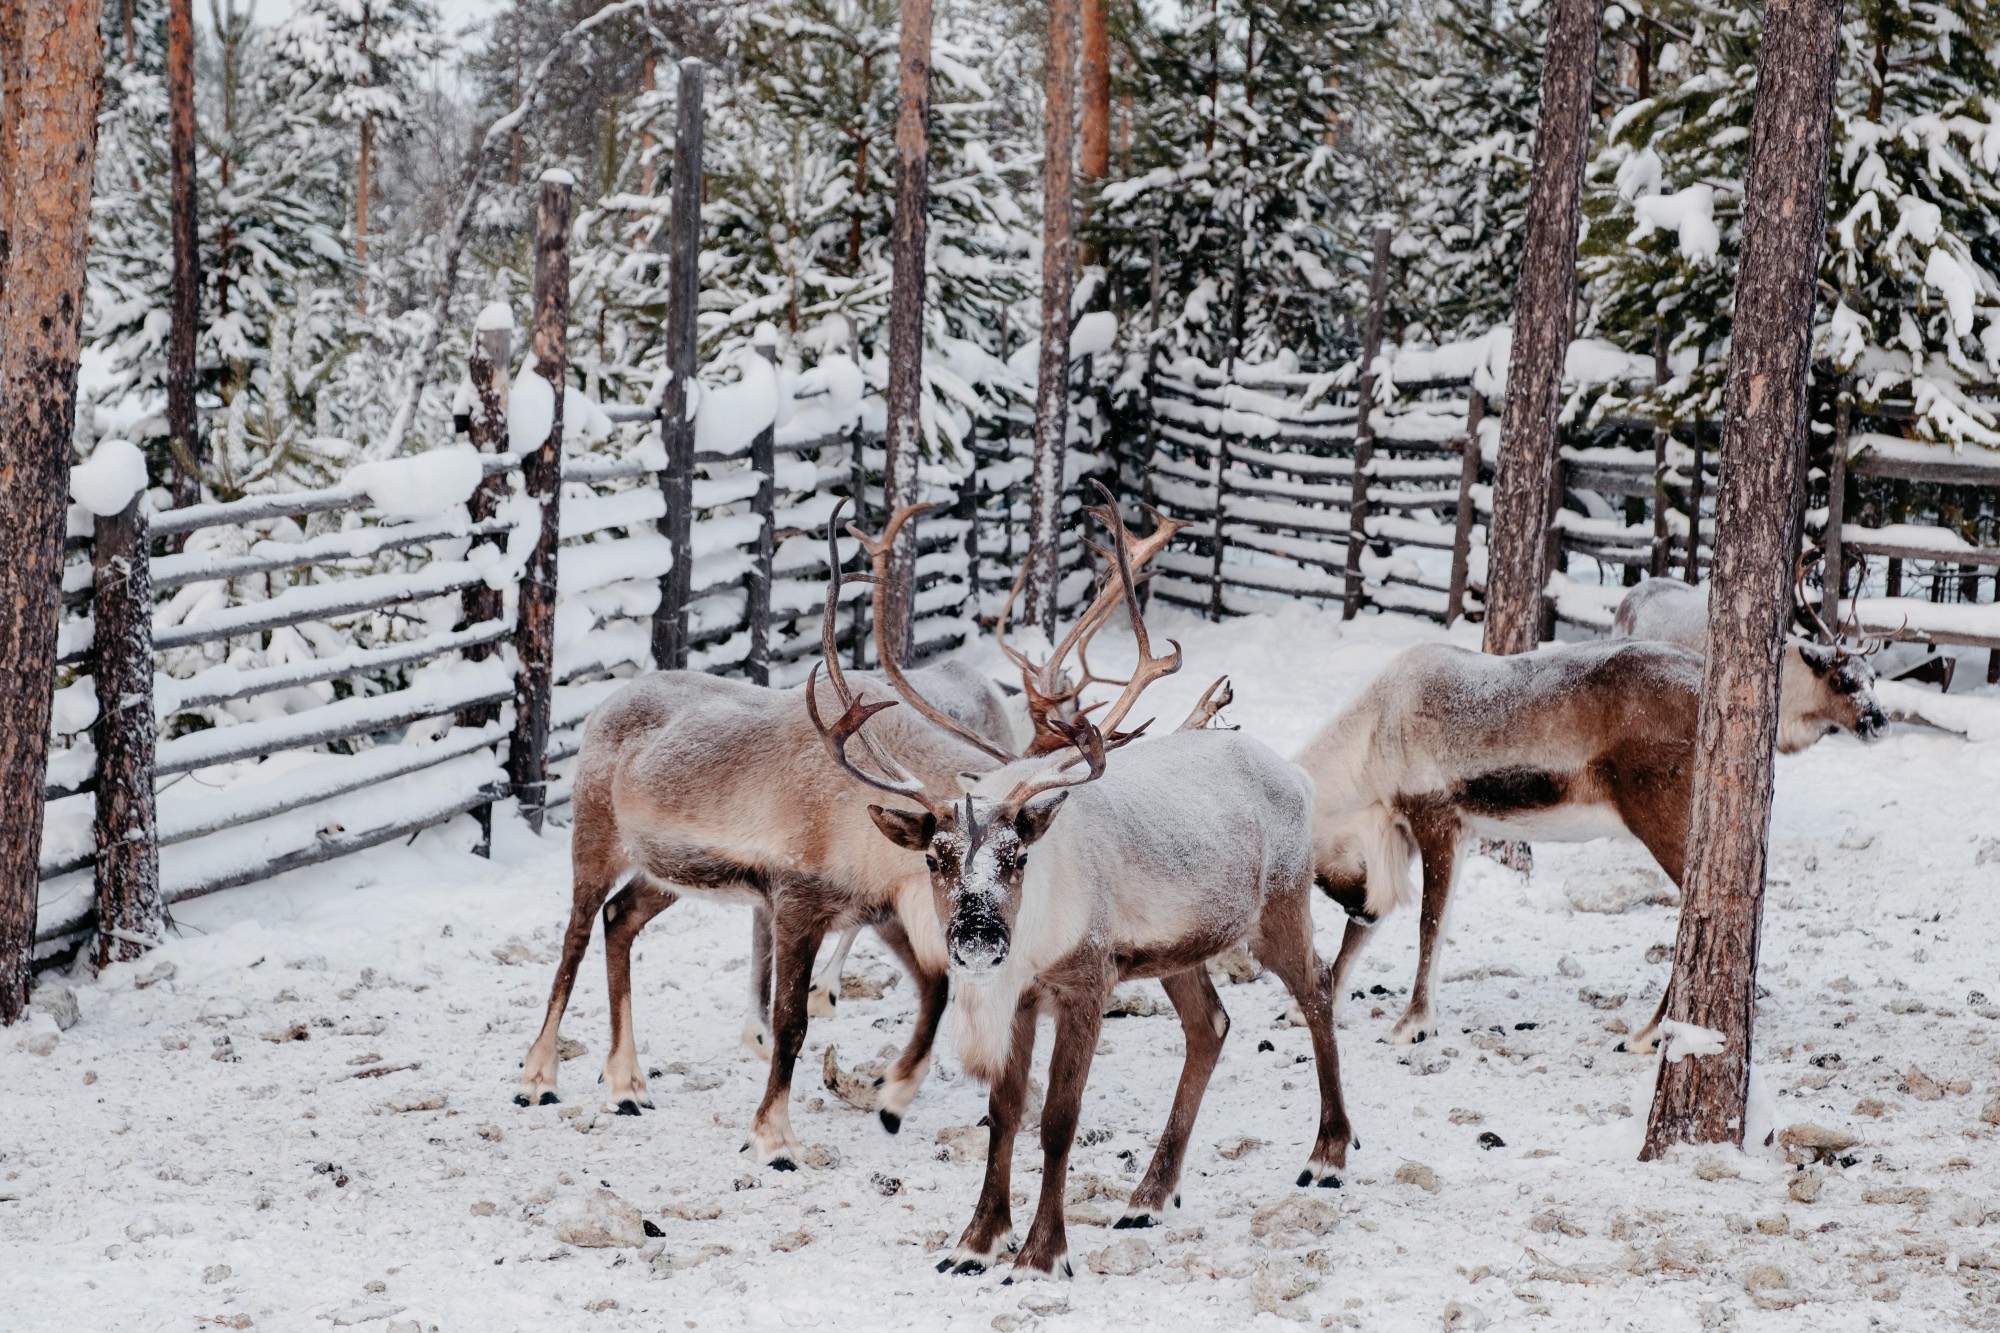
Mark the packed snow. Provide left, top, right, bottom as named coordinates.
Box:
left=68, top=439, right=151, bottom=519
left=9, top=604, right=2000, bottom=1329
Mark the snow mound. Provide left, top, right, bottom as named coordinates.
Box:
left=348, top=447, right=484, bottom=517
left=70, top=439, right=150, bottom=518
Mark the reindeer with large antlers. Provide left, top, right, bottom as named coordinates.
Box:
left=518, top=501, right=1189, bottom=1161
left=1301, top=556, right=1886, bottom=1054
left=811, top=497, right=1348, bottom=1281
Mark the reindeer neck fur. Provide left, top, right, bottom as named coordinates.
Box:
left=946, top=730, right=1315, bottom=1081
left=1296, top=640, right=1704, bottom=917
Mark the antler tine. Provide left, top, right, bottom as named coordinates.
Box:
left=1176, top=675, right=1235, bottom=732
left=997, top=716, right=1109, bottom=814
left=1028, top=486, right=1182, bottom=698
left=852, top=502, right=1018, bottom=763
left=1793, top=549, right=1842, bottom=647
left=992, top=559, right=1038, bottom=672
left=1086, top=495, right=1183, bottom=740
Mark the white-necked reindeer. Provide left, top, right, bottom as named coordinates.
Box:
left=1612, top=566, right=1887, bottom=754
left=518, top=503, right=1185, bottom=1161
left=811, top=501, right=1349, bottom=1281
left=1301, top=568, right=1886, bottom=1054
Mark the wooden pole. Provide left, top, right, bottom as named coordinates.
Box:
left=1342, top=225, right=1392, bottom=620
left=1481, top=0, right=1604, bottom=655
left=1684, top=428, right=1706, bottom=583
left=849, top=429, right=869, bottom=668
left=1080, top=0, right=1110, bottom=181
left=1542, top=447, right=1565, bottom=640
left=747, top=334, right=778, bottom=686
left=91, top=496, right=162, bottom=966
left=1446, top=389, right=1486, bottom=626
left=652, top=59, right=704, bottom=672
left=166, top=0, right=200, bottom=520
left=882, top=0, right=933, bottom=664
left=510, top=173, right=571, bottom=836
left=1138, top=234, right=1163, bottom=612
left=1642, top=0, right=1843, bottom=1157
left=460, top=316, right=511, bottom=856
left=0, top=0, right=105, bottom=1023
left=1024, top=0, right=1080, bottom=638
left=1821, top=389, right=1848, bottom=629
left=1650, top=320, right=1672, bottom=579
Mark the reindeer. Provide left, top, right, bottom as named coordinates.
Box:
left=1612, top=563, right=1887, bottom=755
left=810, top=500, right=1348, bottom=1281
left=1302, top=571, right=1888, bottom=1054
left=517, top=502, right=1186, bottom=1163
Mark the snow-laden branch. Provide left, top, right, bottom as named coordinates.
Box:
left=376, top=0, right=663, bottom=460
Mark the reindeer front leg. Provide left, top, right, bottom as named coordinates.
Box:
left=942, top=1003, right=1037, bottom=1275
left=1390, top=814, right=1460, bottom=1045
left=868, top=916, right=950, bottom=1134
left=1008, top=986, right=1107, bottom=1282
left=748, top=891, right=831, bottom=1169
left=600, top=879, right=677, bottom=1113
left=1121, top=966, right=1229, bottom=1225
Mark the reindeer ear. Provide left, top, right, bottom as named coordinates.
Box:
left=1796, top=643, right=1836, bottom=674
left=1012, top=791, right=1070, bottom=846
left=868, top=806, right=937, bottom=850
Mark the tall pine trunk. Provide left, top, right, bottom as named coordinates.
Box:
left=0, top=0, right=106, bottom=1023
left=167, top=0, right=200, bottom=516
left=882, top=0, right=933, bottom=664
left=1080, top=0, right=1109, bottom=180
left=1642, top=0, right=1843, bottom=1157
left=1481, top=0, right=1603, bottom=656
left=1025, top=0, right=1080, bottom=638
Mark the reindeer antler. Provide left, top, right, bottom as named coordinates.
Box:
left=844, top=503, right=1019, bottom=763
left=1077, top=485, right=1183, bottom=741
left=994, top=715, right=1109, bottom=815
left=1177, top=676, right=1235, bottom=732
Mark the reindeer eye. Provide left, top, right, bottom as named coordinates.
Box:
left=1015, top=853, right=1028, bottom=872
left=924, top=856, right=938, bottom=872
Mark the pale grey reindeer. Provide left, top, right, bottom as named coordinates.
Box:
left=518, top=501, right=1187, bottom=1162
left=1300, top=565, right=1887, bottom=1055
left=1612, top=562, right=1887, bottom=754
left=810, top=500, right=1348, bottom=1282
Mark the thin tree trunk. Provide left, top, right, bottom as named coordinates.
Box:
left=167, top=0, right=200, bottom=516
left=91, top=496, right=161, bottom=967
left=357, top=115, right=373, bottom=312
left=0, top=0, right=105, bottom=1023
left=1080, top=0, right=1109, bottom=180
left=1025, top=0, right=1080, bottom=638
left=882, top=0, right=933, bottom=664
left=1481, top=0, right=1604, bottom=657
left=1642, top=0, right=1843, bottom=1158
left=651, top=59, right=704, bottom=671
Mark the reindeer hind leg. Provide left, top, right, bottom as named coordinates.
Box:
left=742, top=906, right=776, bottom=1059
left=517, top=802, right=627, bottom=1107
left=866, top=916, right=948, bottom=1135
left=808, top=924, right=860, bottom=1019
left=1119, top=967, right=1229, bottom=1226
left=1252, top=888, right=1351, bottom=1189
left=600, top=877, right=677, bottom=1113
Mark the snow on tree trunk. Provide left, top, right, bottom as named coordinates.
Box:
left=0, top=0, right=104, bottom=1024
left=510, top=175, right=570, bottom=837
left=1480, top=0, right=1602, bottom=657
left=166, top=0, right=199, bottom=519
left=91, top=495, right=162, bottom=969
left=1641, top=0, right=1842, bottom=1158
left=882, top=0, right=933, bottom=665
left=1025, top=0, right=1080, bottom=639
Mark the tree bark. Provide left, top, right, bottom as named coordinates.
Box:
left=1342, top=225, right=1392, bottom=620
left=167, top=0, right=200, bottom=517
left=510, top=175, right=570, bottom=837
left=92, top=497, right=162, bottom=968
left=1642, top=0, right=1843, bottom=1158
left=1024, top=0, right=1080, bottom=638
left=0, top=0, right=105, bottom=1023
left=882, top=0, right=933, bottom=664
left=651, top=58, right=704, bottom=671
left=1080, top=0, right=1110, bottom=180
left=1481, top=0, right=1603, bottom=657
left=356, top=115, right=373, bottom=311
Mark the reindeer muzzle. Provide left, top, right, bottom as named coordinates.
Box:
left=947, top=923, right=1009, bottom=981
left=1856, top=701, right=1888, bottom=740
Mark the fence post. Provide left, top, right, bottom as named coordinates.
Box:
left=1342, top=224, right=1392, bottom=621
left=747, top=333, right=777, bottom=686
left=1683, top=424, right=1706, bottom=584
left=1541, top=444, right=1565, bottom=641
left=1649, top=320, right=1672, bottom=578
left=849, top=429, right=869, bottom=668
left=652, top=58, right=705, bottom=672
left=1821, top=388, right=1849, bottom=631
left=1446, top=388, right=1485, bottom=627
left=510, top=172, right=571, bottom=836
left=1207, top=427, right=1231, bottom=622
left=1137, top=233, right=1163, bottom=612
left=460, top=316, right=511, bottom=856
left=91, top=497, right=162, bottom=966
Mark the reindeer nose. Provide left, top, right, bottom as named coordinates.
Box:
left=949, top=935, right=1008, bottom=976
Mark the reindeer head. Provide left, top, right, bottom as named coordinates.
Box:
left=1787, top=555, right=1890, bottom=751
left=807, top=493, right=1190, bottom=982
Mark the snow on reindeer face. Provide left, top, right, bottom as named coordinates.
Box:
left=867, top=792, right=1070, bottom=984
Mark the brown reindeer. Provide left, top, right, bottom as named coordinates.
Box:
left=811, top=500, right=1348, bottom=1281
left=517, top=502, right=1186, bottom=1161
left=1301, top=574, right=1887, bottom=1054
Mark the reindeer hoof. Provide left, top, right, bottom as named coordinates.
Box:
left=1299, top=1161, right=1344, bottom=1189
left=513, top=1093, right=530, bottom=1107
left=879, top=1109, right=902, bottom=1135
left=614, top=1099, right=643, bottom=1117
left=807, top=986, right=838, bottom=1019
left=950, top=1260, right=986, bottom=1277
left=1113, top=1213, right=1155, bottom=1230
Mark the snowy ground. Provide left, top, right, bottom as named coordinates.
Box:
left=9, top=603, right=2000, bottom=1331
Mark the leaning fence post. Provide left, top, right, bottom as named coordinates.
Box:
left=460, top=313, right=511, bottom=855
left=652, top=58, right=705, bottom=672
left=91, top=495, right=162, bottom=967
left=1342, top=224, right=1392, bottom=621
left=1445, top=388, right=1486, bottom=626
left=747, top=332, right=778, bottom=686
left=510, top=172, right=571, bottom=836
